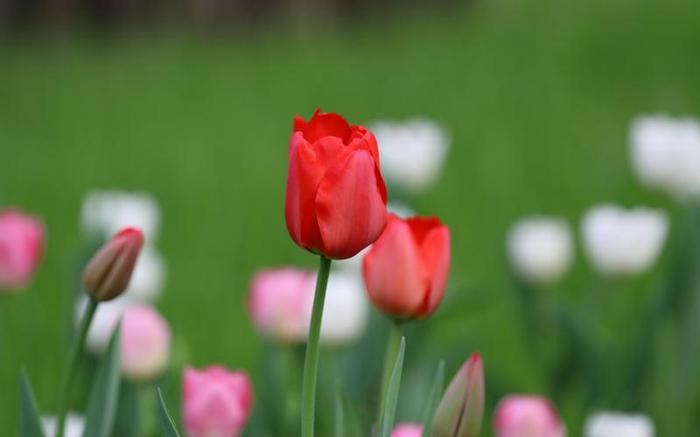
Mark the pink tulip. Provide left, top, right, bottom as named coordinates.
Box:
left=183, top=366, right=254, bottom=437
left=494, top=395, right=566, bottom=437
left=0, top=209, right=44, bottom=291
left=247, top=267, right=315, bottom=343
left=82, top=227, right=144, bottom=301
left=392, top=423, right=423, bottom=437
left=120, top=304, right=170, bottom=382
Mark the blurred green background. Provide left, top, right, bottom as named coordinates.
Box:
left=2, top=0, right=700, bottom=434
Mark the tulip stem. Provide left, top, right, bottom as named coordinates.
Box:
left=301, top=255, right=332, bottom=437
left=56, top=296, right=99, bottom=437
left=377, top=320, right=403, bottom=425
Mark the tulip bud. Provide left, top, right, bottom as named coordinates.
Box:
left=183, top=366, right=254, bottom=437
left=581, top=205, right=668, bottom=276
left=82, top=227, right=144, bottom=301
left=363, top=214, right=451, bottom=319
left=493, top=395, right=566, bottom=437
left=0, top=209, right=44, bottom=291
left=432, top=353, right=484, bottom=437
left=584, top=412, right=654, bottom=437
left=120, top=304, right=171, bottom=382
left=391, top=423, right=423, bottom=437
left=285, top=109, right=388, bottom=260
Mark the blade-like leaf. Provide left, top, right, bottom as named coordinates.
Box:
left=335, top=381, right=362, bottom=437
left=20, top=370, right=46, bottom=437
left=82, top=322, right=122, bottom=437
left=156, top=388, right=181, bottom=437
left=421, top=360, right=446, bottom=437
left=378, top=337, right=406, bottom=437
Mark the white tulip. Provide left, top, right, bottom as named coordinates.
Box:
left=630, top=115, right=700, bottom=199
left=584, top=412, right=654, bottom=437
left=371, top=119, right=449, bottom=193
left=507, top=217, right=574, bottom=284
left=316, top=270, right=368, bottom=346
left=581, top=205, right=668, bottom=276
left=125, top=246, right=166, bottom=302
left=42, top=412, right=85, bottom=437
left=81, top=189, right=161, bottom=241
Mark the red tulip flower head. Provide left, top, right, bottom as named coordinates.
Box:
left=362, top=214, right=451, bottom=319
left=285, top=109, right=388, bottom=260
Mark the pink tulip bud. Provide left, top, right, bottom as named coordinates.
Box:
left=392, top=423, right=423, bottom=437
left=247, top=267, right=315, bottom=343
left=183, top=366, right=254, bottom=437
left=82, top=227, right=144, bottom=301
left=120, top=304, right=170, bottom=382
left=432, top=353, right=485, bottom=437
left=493, top=395, right=566, bottom=437
left=0, top=209, right=44, bottom=291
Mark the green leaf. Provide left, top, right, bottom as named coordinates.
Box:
left=378, top=336, right=406, bottom=437
left=19, top=369, right=46, bottom=437
left=335, top=381, right=362, bottom=437
left=156, top=388, right=181, bottom=437
left=421, top=360, right=446, bottom=437
left=82, top=322, right=122, bottom=437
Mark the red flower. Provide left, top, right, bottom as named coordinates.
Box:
left=362, top=214, right=450, bottom=319
left=285, top=109, right=388, bottom=260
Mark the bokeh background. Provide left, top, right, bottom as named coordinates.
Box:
left=2, top=0, right=700, bottom=434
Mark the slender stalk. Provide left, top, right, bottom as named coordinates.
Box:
left=56, top=297, right=99, bottom=437
left=301, top=255, right=332, bottom=437
left=377, top=320, right=403, bottom=425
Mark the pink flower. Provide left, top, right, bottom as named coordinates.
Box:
left=183, top=366, right=254, bottom=437
left=120, top=304, right=171, bottom=382
left=392, top=423, right=423, bottom=437
left=0, top=209, right=44, bottom=291
left=247, top=267, right=315, bottom=343
left=494, top=395, right=566, bottom=437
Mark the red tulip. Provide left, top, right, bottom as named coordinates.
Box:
left=82, top=227, right=144, bottom=301
left=285, top=109, right=388, bottom=260
left=362, top=214, right=450, bottom=319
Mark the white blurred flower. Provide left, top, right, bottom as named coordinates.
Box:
left=76, top=296, right=134, bottom=354
left=388, top=201, right=416, bottom=219
left=42, top=412, right=85, bottom=437
left=125, top=246, right=166, bottom=302
left=371, top=119, right=449, bottom=193
left=317, top=269, right=368, bottom=346
left=584, top=412, right=654, bottom=437
left=507, top=217, right=574, bottom=284
left=581, top=205, right=668, bottom=276
left=630, top=115, right=700, bottom=199
left=81, top=190, right=161, bottom=242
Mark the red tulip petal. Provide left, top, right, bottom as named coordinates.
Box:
left=297, top=110, right=352, bottom=144
left=418, top=225, right=451, bottom=315
left=362, top=217, right=428, bottom=316
left=285, top=134, right=345, bottom=252
left=315, top=149, right=387, bottom=259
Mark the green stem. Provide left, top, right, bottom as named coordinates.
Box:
left=301, top=255, right=332, bottom=437
left=56, top=297, right=99, bottom=437
left=377, top=320, right=403, bottom=425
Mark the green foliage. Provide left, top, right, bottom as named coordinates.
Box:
left=378, top=337, right=406, bottom=437
left=156, top=388, right=181, bottom=437
left=19, top=370, right=45, bottom=437
left=82, top=324, right=122, bottom=437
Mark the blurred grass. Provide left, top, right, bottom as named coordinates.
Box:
left=1, top=0, right=700, bottom=434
